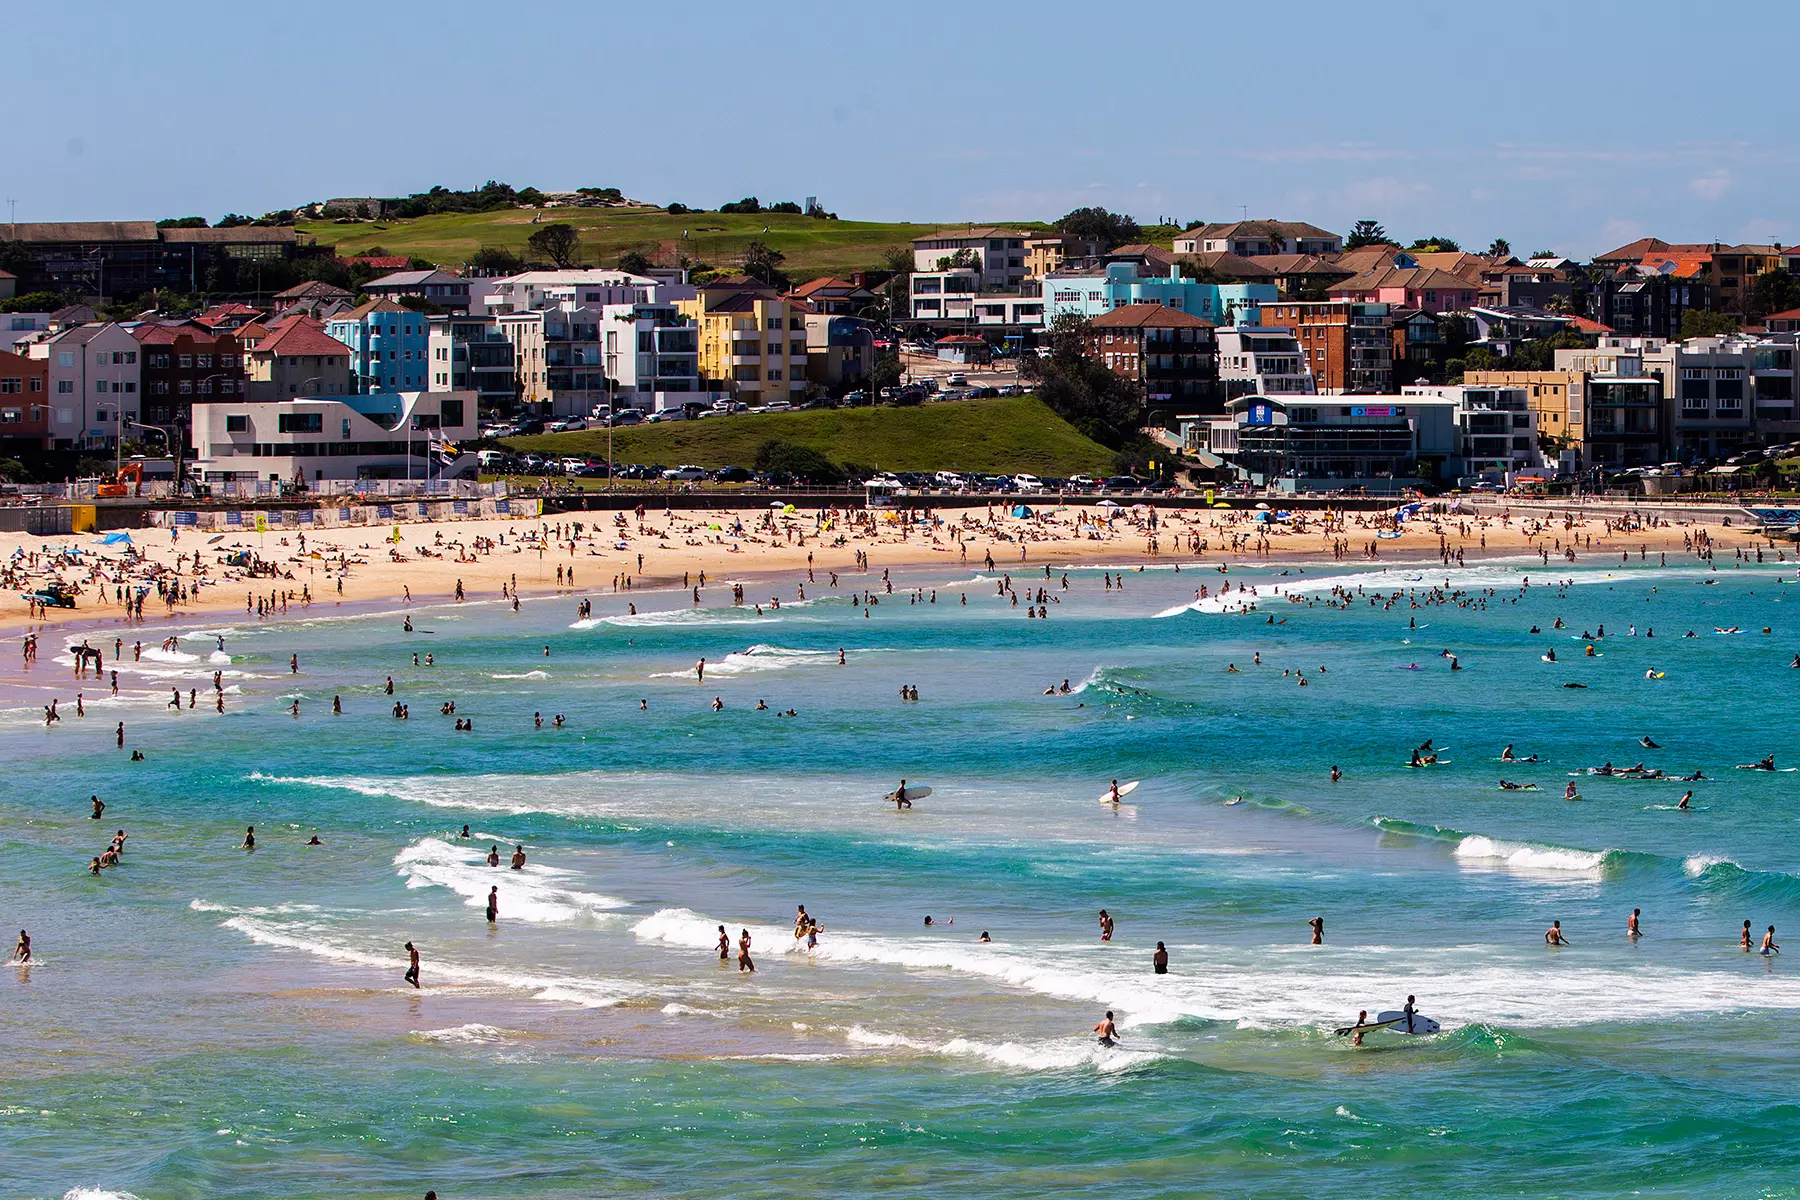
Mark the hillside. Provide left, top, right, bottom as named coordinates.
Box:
left=299, top=209, right=1049, bottom=283
left=502, top=396, right=1114, bottom=475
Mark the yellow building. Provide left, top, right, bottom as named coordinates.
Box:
left=1023, top=235, right=1102, bottom=278
left=678, top=281, right=808, bottom=406
left=1465, top=369, right=1584, bottom=450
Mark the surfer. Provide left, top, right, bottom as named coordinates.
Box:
left=1309, top=916, right=1324, bottom=945
left=486, top=887, right=498, bottom=923
left=1501, top=743, right=1516, bottom=762
left=1564, top=781, right=1579, bottom=800
left=1093, top=1011, right=1120, bottom=1047
left=891, top=779, right=912, bottom=809
left=1402, top=995, right=1418, bottom=1034
left=1153, top=942, right=1169, bottom=974
left=1107, top=779, right=1122, bottom=804
left=1640, top=736, right=1660, bottom=749
left=1352, top=1009, right=1370, bottom=1046
left=1678, top=790, right=1693, bottom=810
left=1627, top=908, right=1641, bottom=938
left=795, top=905, right=811, bottom=939
left=1545, top=920, right=1570, bottom=946
left=404, top=942, right=420, bottom=988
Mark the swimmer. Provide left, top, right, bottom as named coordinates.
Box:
left=978, top=931, right=992, bottom=943
left=1743, top=920, right=1755, bottom=951
left=1545, top=920, right=1570, bottom=946
left=1093, top=1010, right=1120, bottom=1047
left=737, top=928, right=755, bottom=972
left=510, top=845, right=527, bottom=870
left=307, top=832, right=322, bottom=845
left=458, top=825, right=471, bottom=839
left=1678, top=790, right=1692, bottom=810
left=1329, top=765, right=1341, bottom=783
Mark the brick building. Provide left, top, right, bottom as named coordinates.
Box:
left=1260, top=300, right=1393, bottom=394
left=130, top=322, right=249, bottom=431
left=0, top=348, right=50, bottom=448
left=1082, top=304, right=1218, bottom=413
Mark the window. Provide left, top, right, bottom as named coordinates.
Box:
left=179, top=381, right=193, bottom=395
left=225, top=415, right=248, bottom=432
left=97, top=380, right=110, bottom=394
left=278, top=412, right=323, bottom=433
left=0, top=378, right=17, bottom=394
left=197, top=355, right=212, bottom=369
left=768, top=343, right=782, bottom=357
left=58, top=380, right=74, bottom=394
left=59, top=352, right=74, bottom=367
left=440, top=400, right=464, bottom=427
left=178, top=355, right=194, bottom=368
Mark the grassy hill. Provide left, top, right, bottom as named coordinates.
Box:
left=502, top=396, right=1114, bottom=475
left=299, top=209, right=1049, bottom=283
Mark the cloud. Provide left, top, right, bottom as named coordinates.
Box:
left=1688, top=169, right=1732, bottom=200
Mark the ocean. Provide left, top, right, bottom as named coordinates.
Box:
left=7, top=555, right=1800, bottom=1199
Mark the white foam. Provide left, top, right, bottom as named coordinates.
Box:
left=1453, top=835, right=1609, bottom=873
left=394, top=837, right=627, bottom=923
left=1684, top=853, right=1735, bottom=877
left=410, top=1023, right=517, bottom=1045
left=843, top=1024, right=1163, bottom=1073
left=489, top=670, right=549, bottom=680
left=568, top=618, right=602, bottom=630
left=651, top=643, right=841, bottom=679
left=62, top=1190, right=143, bottom=1200
left=601, top=608, right=778, bottom=628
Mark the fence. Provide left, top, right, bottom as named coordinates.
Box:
left=20, top=478, right=505, bottom=503
left=145, top=496, right=542, bottom=532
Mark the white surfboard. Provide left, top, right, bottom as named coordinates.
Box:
left=1375, top=1010, right=1440, bottom=1035
left=1098, top=780, right=1141, bottom=804
left=885, top=786, right=932, bottom=803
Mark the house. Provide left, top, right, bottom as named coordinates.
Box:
left=244, top=316, right=353, bottom=402
left=190, top=389, right=479, bottom=484
left=1465, top=306, right=1578, bottom=355
left=1173, top=221, right=1342, bottom=258
left=25, top=323, right=143, bottom=448
left=344, top=255, right=410, bottom=272
left=193, top=303, right=266, bottom=332
left=1591, top=239, right=1782, bottom=315
left=804, top=313, right=877, bottom=390
left=1474, top=262, right=1572, bottom=310
left=271, top=280, right=354, bottom=321
left=1104, top=244, right=1183, bottom=278
left=676, top=282, right=809, bottom=406
left=1081, top=304, right=1219, bottom=410
left=326, top=300, right=432, bottom=393
left=1243, top=254, right=1355, bottom=298
left=361, top=269, right=475, bottom=313
left=786, top=277, right=875, bottom=316
left=128, top=322, right=248, bottom=432
left=483, top=269, right=690, bottom=314
left=1216, top=326, right=1316, bottom=398
left=910, top=228, right=1031, bottom=290
left=1044, top=261, right=1276, bottom=327
left=1328, top=261, right=1477, bottom=313
left=1259, top=300, right=1393, bottom=394
left=427, top=315, right=518, bottom=411
left=0, top=348, right=50, bottom=448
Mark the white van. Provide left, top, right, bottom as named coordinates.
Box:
left=1012, top=473, right=1043, bottom=491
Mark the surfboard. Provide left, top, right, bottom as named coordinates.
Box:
left=1334, top=1016, right=1402, bottom=1037
left=885, top=786, right=932, bottom=802
left=1375, top=1010, right=1440, bottom=1035
left=1098, top=780, right=1142, bottom=804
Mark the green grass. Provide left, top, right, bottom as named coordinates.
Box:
left=501, top=396, right=1113, bottom=475
left=299, top=210, right=1049, bottom=282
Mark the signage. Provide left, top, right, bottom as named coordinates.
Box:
left=172, top=511, right=197, bottom=526
left=1245, top=402, right=1274, bottom=427
left=375, top=504, right=394, bottom=519
left=1351, top=405, right=1402, bottom=417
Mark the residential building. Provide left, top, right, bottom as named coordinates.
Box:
left=129, top=322, right=248, bottom=433
left=803, top=314, right=877, bottom=390
left=1173, top=221, right=1342, bottom=257
left=0, top=222, right=298, bottom=298
left=1591, top=239, right=1780, bottom=316
left=326, top=300, right=432, bottom=393
left=1580, top=375, right=1664, bottom=468
left=1081, top=304, right=1219, bottom=411
left=244, top=317, right=352, bottom=402
left=1259, top=300, right=1392, bottom=394
left=271, top=281, right=354, bottom=321
left=1024, top=235, right=1104, bottom=278
left=910, top=228, right=1031, bottom=290
left=0, top=268, right=15, bottom=301
left=1764, top=307, right=1800, bottom=334
left=1597, top=264, right=1708, bottom=338
left=0, top=348, right=50, bottom=448
left=677, top=283, right=809, bottom=406
left=427, top=315, right=518, bottom=411
left=1388, top=308, right=1444, bottom=385
left=1464, top=369, right=1587, bottom=455
left=1465, top=307, right=1578, bottom=355
left=190, top=390, right=478, bottom=484
left=3, top=311, right=61, bottom=354
left=1205, top=393, right=1458, bottom=493
left=344, top=255, right=410, bottom=272
left=1639, top=335, right=1795, bottom=460
left=1107, top=244, right=1182, bottom=277
left=1403, top=384, right=1540, bottom=480
left=361, top=269, right=478, bottom=312
left=25, top=323, right=142, bottom=448
left=497, top=308, right=602, bottom=416
left=907, top=270, right=1044, bottom=328
left=1216, top=326, right=1315, bottom=397
left=482, top=269, right=693, bottom=314
left=1474, top=261, right=1572, bottom=310
left=1044, top=261, right=1276, bottom=326
left=1244, top=254, right=1355, bottom=298
left=786, top=277, right=875, bottom=315
left=1328, top=256, right=1477, bottom=313
left=1171, top=251, right=1275, bottom=286
left=193, top=303, right=265, bottom=332
left=598, top=302, right=702, bottom=407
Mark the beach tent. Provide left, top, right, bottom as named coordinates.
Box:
left=1012, top=505, right=1032, bottom=518
left=95, top=532, right=133, bottom=545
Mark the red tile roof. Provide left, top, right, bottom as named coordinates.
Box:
left=255, top=316, right=350, bottom=358
left=346, top=255, right=409, bottom=270
left=1089, top=303, right=1214, bottom=329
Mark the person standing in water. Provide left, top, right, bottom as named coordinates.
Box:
left=1545, top=920, right=1570, bottom=945
left=1743, top=920, right=1755, bottom=951
left=510, top=845, right=526, bottom=870
left=12, top=929, right=29, bottom=964
left=1351, top=1009, right=1370, bottom=1046
left=1627, top=908, right=1642, bottom=938
left=486, top=887, right=499, bottom=924
left=486, top=845, right=501, bottom=867
left=404, top=942, right=420, bottom=988
left=90, top=795, right=104, bottom=820
left=1093, top=1010, right=1120, bottom=1047
left=1152, top=942, right=1169, bottom=974
left=241, top=825, right=256, bottom=851
left=737, top=928, right=755, bottom=972
left=1762, top=925, right=1781, bottom=955
left=1097, top=909, right=1114, bottom=941
left=1309, top=916, right=1325, bottom=945
left=717, top=925, right=730, bottom=961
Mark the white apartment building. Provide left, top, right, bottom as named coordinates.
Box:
left=598, top=302, right=701, bottom=407
left=25, top=322, right=142, bottom=449
left=191, top=390, right=479, bottom=483
left=1404, top=384, right=1541, bottom=479
left=483, top=270, right=695, bottom=315
left=1216, top=326, right=1316, bottom=397
left=910, top=228, right=1030, bottom=291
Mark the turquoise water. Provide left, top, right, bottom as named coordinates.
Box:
left=7, top=556, right=1800, bottom=1199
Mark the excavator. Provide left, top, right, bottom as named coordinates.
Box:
left=97, top=462, right=145, bottom=499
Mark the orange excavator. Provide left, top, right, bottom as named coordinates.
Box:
left=97, top=462, right=145, bottom=499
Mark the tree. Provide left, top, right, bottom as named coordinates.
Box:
left=719, top=197, right=762, bottom=215
left=1747, top=269, right=1800, bottom=321
left=754, top=439, right=843, bottom=484
left=1529, top=249, right=1557, bottom=261
left=526, top=223, right=583, bottom=269
left=768, top=201, right=802, bottom=215
left=1345, top=220, right=1389, bottom=250
left=879, top=246, right=913, bottom=317
left=741, top=240, right=788, bottom=289
left=469, top=245, right=525, bottom=275
left=869, top=351, right=902, bottom=393
left=1407, top=236, right=1461, bottom=253
left=1681, top=310, right=1739, bottom=338
left=1054, top=206, right=1140, bottom=249
left=1, top=291, right=67, bottom=314
left=1174, top=258, right=1234, bottom=285
left=935, top=248, right=979, bottom=272
left=215, top=213, right=253, bottom=228
left=617, top=250, right=654, bottom=275
left=665, top=202, right=691, bottom=215
left=156, top=216, right=208, bottom=229
left=1486, top=238, right=1512, bottom=259
left=1017, top=313, right=1145, bottom=447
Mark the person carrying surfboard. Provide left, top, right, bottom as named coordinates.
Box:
left=890, top=779, right=912, bottom=809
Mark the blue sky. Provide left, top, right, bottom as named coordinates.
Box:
left=7, top=0, right=1798, bottom=257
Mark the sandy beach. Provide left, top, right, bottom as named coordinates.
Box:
left=0, top=499, right=1777, bottom=640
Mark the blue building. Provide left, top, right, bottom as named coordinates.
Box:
left=326, top=299, right=431, bottom=393
left=1044, top=262, right=1278, bottom=328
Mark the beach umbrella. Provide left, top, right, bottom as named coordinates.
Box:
left=769, top=501, right=786, bottom=508
left=1097, top=500, right=1121, bottom=508
left=1255, top=502, right=1270, bottom=510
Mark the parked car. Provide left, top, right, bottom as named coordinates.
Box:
left=946, top=372, right=968, bottom=386
left=842, top=390, right=869, bottom=406
left=712, top=466, right=752, bottom=483
left=940, top=388, right=968, bottom=401
left=549, top=417, right=585, bottom=432
left=648, top=408, right=686, bottom=422
left=1104, top=475, right=1145, bottom=491
left=477, top=450, right=508, bottom=469
left=662, top=464, right=707, bottom=481
left=998, top=384, right=1025, bottom=396
left=1067, top=474, right=1100, bottom=491
left=610, top=410, right=643, bottom=427
left=1012, top=473, right=1043, bottom=491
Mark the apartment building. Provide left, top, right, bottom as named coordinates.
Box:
left=1081, top=304, right=1219, bottom=409
left=1641, top=335, right=1795, bottom=460
left=25, top=322, right=142, bottom=449
left=803, top=314, right=877, bottom=390
left=1464, top=369, right=1586, bottom=454
left=1592, top=239, right=1778, bottom=317
left=498, top=307, right=606, bottom=417
left=0, top=348, right=50, bottom=449
left=427, top=314, right=517, bottom=411
left=908, top=269, right=1044, bottom=327
left=1044, top=261, right=1276, bottom=326
left=1216, top=326, right=1316, bottom=398
left=1205, top=394, right=1458, bottom=493
left=191, top=390, right=478, bottom=484
left=599, top=302, right=701, bottom=406
left=909, top=228, right=1030, bottom=290
left=326, top=300, right=432, bottom=393
left=1173, top=221, right=1342, bottom=257
left=129, top=322, right=248, bottom=432
left=1403, top=384, right=1540, bottom=480
left=1328, top=262, right=1476, bottom=313
left=1596, top=266, right=1707, bottom=338
left=1023, top=235, right=1104, bottom=278
left=361, top=269, right=478, bottom=313
left=1259, top=300, right=1392, bottom=394
left=676, top=283, right=808, bottom=406
left=243, top=317, right=353, bottom=403
left=483, top=270, right=692, bottom=315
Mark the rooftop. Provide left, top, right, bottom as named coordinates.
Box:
left=1088, top=303, right=1214, bottom=330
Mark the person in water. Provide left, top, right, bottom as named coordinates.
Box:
left=1309, top=916, right=1325, bottom=945
left=1743, top=920, right=1755, bottom=951
left=404, top=941, right=420, bottom=988
left=1545, top=920, right=1570, bottom=946
left=1098, top=909, right=1114, bottom=941
left=737, top=928, right=755, bottom=973
left=1153, top=942, right=1169, bottom=974
left=717, top=925, right=730, bottom=961
left=1093, top=1010, right=1120, bottom=1047
left=486, top=887, right=499, bottom=923
left=12, top=929, right=30, bottom=964
left=1762, top=925, right=1781, bottom=955
left=510, top=845, right=527, bottom=870
left=1627, top=908, right=1642, bottom=938
left=486, top=845, right=501, bottom=867
left=241, top=825, right=256, bottom=851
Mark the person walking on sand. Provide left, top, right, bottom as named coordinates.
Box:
left=404, top=941, right=421, bottom=988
